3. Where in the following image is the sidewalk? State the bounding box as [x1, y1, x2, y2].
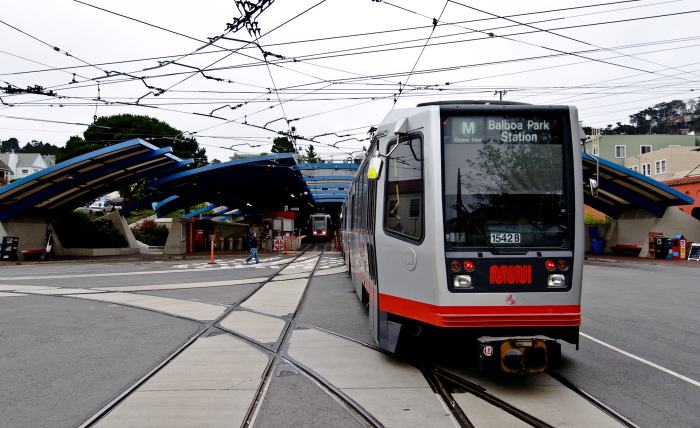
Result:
[586, 252, 700, 268]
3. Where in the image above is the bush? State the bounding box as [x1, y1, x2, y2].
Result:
[132, 219, 169, 246]
[125, 208, 156, 224]
[584, 212, 611, 225]
[54, 210, 128, 248]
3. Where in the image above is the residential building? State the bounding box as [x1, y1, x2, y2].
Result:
[663, 175, 700, 219]
[623, 146, 700, 180]
[583, 134, 698, 165]
[0, 151, 53, 181]
[0, 159, 11, 185]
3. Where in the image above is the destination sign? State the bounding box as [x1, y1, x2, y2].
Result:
[446, 116, 561, 144]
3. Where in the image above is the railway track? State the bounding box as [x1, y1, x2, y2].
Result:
[78, 244, 380, 427]
[297, 318, 638, 428]
[24, 243, 636, 428]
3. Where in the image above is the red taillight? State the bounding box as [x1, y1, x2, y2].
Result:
[463, 260, 475, 272]
[545, 259, 556, 272]
[558, 259, 569, 271]
[451, 260, 461, 272]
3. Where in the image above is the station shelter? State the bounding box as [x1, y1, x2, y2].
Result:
[581, 152, 698, 257]
[0, 137, 696, 260]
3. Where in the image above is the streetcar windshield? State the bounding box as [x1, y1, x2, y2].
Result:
[442, 114, 571, 249]
[313, 219, 326, 230]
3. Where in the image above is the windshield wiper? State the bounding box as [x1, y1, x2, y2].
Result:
[452, 168, 500, 254]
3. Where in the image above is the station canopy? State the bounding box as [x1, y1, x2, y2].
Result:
[149, 153, 309, 216]
[0, 139, 189, 221]
[295, 162, 358, 205]
[581, 152, 694, 217]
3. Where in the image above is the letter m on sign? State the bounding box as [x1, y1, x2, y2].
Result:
[455, 119, 476, 137]
[462, 120, 475, 135]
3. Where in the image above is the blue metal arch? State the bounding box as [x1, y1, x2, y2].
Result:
[149, 153, 296, 189]
[0, 146, 177, 221]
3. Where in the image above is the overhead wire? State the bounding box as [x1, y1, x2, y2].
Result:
[6, 9, 700, 103]
[5, 0, 700, 158]
[0, 0, 661, 79]
[382, 0, 700, 89]
[0, 19, 106, 80]
[448, 0, 700, 83]
[391, 1, 449, 108]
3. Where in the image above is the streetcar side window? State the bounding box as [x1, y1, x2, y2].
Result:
[384, 135, 424, 241]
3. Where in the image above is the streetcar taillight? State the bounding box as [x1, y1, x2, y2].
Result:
[557, 259, 569, 271]
[463, 260, 475, 272]
[451, 260, 461, 272]
[545, 259, 556, 272]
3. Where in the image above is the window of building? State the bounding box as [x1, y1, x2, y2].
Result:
[592, 146, 599, 156]
[641, 163, 651, 176]
[21, 169, 28, 174]
[615, 145, 626, 158]
[640, 145, 652, 154]
[385, 135, 423, 241]
[630, 165, 638, 172]
[655, 159, 666, 174]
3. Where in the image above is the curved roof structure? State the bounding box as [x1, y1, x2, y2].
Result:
[0, 139, 188, 221]
[149, 153, 308, 216]
[295, 162, 358, 205]
[581, 152, 694, 217]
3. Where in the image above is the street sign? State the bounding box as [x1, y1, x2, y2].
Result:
[273, 239, 283, 251]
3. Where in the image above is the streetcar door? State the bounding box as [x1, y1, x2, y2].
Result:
[364, 147, 380, 342]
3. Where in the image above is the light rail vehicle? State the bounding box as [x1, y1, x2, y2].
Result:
[341, 101, 584, 374]
[310, 213, 333, 241]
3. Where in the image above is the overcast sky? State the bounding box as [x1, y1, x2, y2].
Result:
[2, 0, 700, 161]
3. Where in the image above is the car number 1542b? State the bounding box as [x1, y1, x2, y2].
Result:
[490, 233, 521, 244]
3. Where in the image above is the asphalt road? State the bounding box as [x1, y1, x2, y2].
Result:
[0, 255, 697, 427]
[0, 295, 199, 428]
[553, 261, 700, 428]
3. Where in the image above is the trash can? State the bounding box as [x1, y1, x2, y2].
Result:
[591, 238, 605, 254]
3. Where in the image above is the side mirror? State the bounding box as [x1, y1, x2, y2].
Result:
[367, 156, 383, 180]
[589, 178, 599, 198]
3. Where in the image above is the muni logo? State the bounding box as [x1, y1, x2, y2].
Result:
[489, 265, 532, 285]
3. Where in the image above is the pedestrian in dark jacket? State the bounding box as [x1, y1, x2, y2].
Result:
[245, 233, 260, 264]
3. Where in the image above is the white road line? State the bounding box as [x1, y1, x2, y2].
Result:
[581, 332, 700, 388]
[93, 277, 268, 292]
[71, 292, 227, 321]
[0, 292, 27, 297]
[0, 261, 285, 281]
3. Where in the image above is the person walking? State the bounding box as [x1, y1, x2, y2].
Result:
[245, 233, 260, 264]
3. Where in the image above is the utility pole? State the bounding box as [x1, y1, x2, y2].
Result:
[494, 90, 507, 101]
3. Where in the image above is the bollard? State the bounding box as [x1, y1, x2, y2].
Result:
[209, 236, 215, 264]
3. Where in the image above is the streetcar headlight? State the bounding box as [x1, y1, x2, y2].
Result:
[547, 274, 566, 288]
[453, 275, 473, 289]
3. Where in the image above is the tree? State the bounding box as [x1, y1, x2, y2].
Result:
[57, 114, 207, 165]
[303, 144, 321, 163]
[56, 136, 101, 163]
[270, 136, 295, 153]
[1, 138, 20, 152]
[589, 98, 700, 135]
[19, 140, 60, 156]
